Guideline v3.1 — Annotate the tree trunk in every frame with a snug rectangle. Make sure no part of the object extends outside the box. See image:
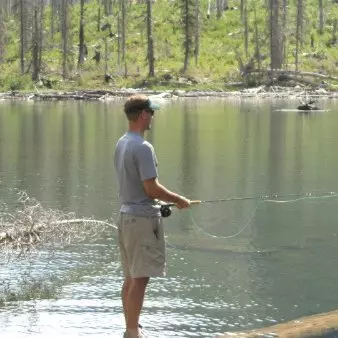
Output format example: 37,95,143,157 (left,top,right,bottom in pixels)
50,0,55,41
104,37,108,73
216,0,222,19
194,0,200,66
282,0,288,66
78,0,85,66
182,0,193,73
243,0,248,57
31,0,44,81
240,0,244,21
318,0,324,34
0,6,4,63
61,0,69,79
253,3,261,71
97,0,101,32
298,0,304,48
146,0,155,77
32,6,39,81
20,0,25,75
120,0,126,63
295,0,303,71
332,18,337,45
269,0,283,71
117,12,121,66
38,0,43,75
